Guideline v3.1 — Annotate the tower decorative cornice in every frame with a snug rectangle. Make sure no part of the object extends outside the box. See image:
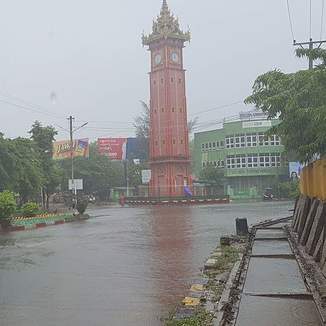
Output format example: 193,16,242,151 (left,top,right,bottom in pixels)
142,0,190,46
